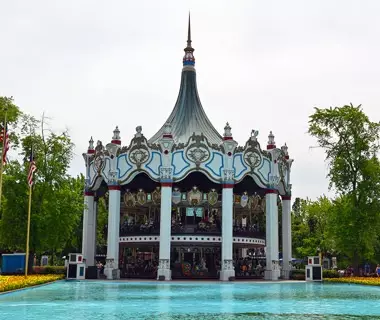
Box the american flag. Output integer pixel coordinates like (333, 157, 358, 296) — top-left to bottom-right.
(27, 150, 37, 187)
(0, 125, 9, 164)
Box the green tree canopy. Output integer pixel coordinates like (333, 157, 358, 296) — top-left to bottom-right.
(308, 104, 380, 270)
(0, 102, 84, 262)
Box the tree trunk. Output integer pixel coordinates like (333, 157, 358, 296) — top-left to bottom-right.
(28, 251, 34, 274)
(352, 251, 360, 276)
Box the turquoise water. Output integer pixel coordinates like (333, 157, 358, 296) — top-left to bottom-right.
(1, 281, 380, 319)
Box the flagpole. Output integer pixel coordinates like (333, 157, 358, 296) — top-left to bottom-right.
(0, 109, 8, 208)
(25, 184, 32, 277)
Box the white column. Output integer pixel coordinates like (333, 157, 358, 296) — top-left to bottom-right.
(282, 195, 292, 279)
(157, 183, 172, 280)
(264, 190, 280, 280)
(104, 185, 121, 279)
(82, 191, 96, 266)
(220, 186, 235, 281)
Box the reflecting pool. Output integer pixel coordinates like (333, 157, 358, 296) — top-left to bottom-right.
(1, 281, 380, 319)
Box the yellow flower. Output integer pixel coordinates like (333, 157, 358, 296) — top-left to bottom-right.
(324, 277, 380, 286)
(0, 274, 64, 293)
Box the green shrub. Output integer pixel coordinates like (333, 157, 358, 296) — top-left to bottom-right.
(323, 269, 340, 278)
(32, 266, 66, 275)
(290, 269, 339, 280)
(290, 269, 305, 280)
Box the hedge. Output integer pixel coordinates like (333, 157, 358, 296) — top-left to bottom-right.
(32, 266, 66, 275)
(290, 269, 340, 280)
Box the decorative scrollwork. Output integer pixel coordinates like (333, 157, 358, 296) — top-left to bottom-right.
(158, 259, 170, 270)
(272, 260, 280, 271)
(160, 167, 173, 181)
(223, 169, 234, 182)
(94, 153, 105, 174)
(244, 150, 261, 168)
(269, 174, 280, 188)
(129, 149, 149, 166)
(108, 171, 117, 184)
(222, 259, 234, 271)
(186, 147, 210, 164)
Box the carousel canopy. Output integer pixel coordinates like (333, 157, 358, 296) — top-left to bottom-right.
(148, 14, 222, 146)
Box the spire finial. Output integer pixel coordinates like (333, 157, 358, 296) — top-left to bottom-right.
(183, 12, 195, 67)
(187, 12, 192, 48)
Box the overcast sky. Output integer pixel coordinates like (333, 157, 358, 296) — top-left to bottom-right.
(1, 0, 379, 200)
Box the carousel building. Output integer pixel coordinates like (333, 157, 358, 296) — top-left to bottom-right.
(81, 17, 294, 281)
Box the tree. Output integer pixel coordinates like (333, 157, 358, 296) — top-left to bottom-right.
(0, 96, 21, 125)
(291, 197, 333, 258)
(0, 114, 84, 263)
(308, 104, 380, 271)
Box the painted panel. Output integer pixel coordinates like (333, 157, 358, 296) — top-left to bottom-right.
(205, 152, 224, 177)
(172, 151, 190, 176)
(145, 151, 162, 176)
(117, 154, 133, 180)
(233, 153, 248, 179)
(257, 157, 271, 183)
(88, 162, 97, 186)
(101, 157, 111, 183)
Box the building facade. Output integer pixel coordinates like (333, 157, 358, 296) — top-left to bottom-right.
(81, 18, 294, 281)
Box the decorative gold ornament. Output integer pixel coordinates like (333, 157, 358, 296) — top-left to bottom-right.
(124, 190, 136, 207)
(208, 189, 218, 206)
(136, 189, 147, 205)
(152, 187, 161, 204)
(187, 186, 202, 205)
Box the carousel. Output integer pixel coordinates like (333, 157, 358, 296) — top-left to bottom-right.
(81, 17, 294, 281)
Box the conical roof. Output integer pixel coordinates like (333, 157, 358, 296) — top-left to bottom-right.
(148, 15, 222, 146)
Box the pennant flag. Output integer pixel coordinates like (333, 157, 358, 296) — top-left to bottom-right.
(0, 125, 9, 164)
(27, 150, 37, 187)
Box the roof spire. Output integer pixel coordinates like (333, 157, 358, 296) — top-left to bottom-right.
(187, 12, 192, 48)
(183, 12, 195, 67)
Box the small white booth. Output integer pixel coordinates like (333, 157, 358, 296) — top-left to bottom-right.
(305, 256, 323, 282)
(66, 253, 86, 280)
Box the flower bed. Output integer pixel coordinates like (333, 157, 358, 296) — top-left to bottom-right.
(0, 274, 64, 293)
(324, 277, 380, 286)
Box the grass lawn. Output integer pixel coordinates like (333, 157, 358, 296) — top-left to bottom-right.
(324, 276, 380, 286)
(0, 274, 64, 293)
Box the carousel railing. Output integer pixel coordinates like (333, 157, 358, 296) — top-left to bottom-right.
(120, 263, 157, 279)
(233, 226, 265, 239)
(120, 222, 160, 236)
(171, 221, 222, 235)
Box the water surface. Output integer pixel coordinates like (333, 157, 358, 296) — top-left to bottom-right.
(0, 281, 379, 319)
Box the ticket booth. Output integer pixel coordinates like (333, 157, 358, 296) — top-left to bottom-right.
(305, 256, 323, 281)
(66, 253, 86, 280)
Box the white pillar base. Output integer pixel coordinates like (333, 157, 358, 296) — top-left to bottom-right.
(265, 260, 280, 280)
(281, 269, 291, 280)
(264, 269, 280, 281)
(219, 259, 235, 281)
(104, 268, 120, 280)
(104, 259, 120, 280)
(220, 270, 235, 281)
(157, 259, 171, 281)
